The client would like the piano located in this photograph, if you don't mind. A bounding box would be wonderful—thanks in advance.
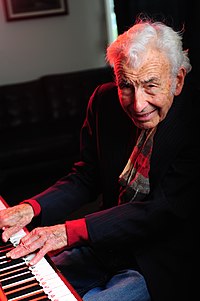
[0,196,82,301]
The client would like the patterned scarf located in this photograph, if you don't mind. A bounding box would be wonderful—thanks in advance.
[118,127,157,204]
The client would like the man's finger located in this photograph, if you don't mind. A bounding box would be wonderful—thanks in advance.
[2,224,24,242]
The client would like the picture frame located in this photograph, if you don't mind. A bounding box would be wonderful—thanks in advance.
[3,0,68,21]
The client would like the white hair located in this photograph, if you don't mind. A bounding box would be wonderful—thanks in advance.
[106,19,192,77]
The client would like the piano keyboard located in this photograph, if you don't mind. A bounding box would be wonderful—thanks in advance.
[0,196,82,301]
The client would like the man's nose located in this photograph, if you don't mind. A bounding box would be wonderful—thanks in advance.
[133,88,148,112]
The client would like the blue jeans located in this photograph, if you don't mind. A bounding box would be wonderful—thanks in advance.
[51,246,151,301]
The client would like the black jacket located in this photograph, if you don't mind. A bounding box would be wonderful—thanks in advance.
[34,79,200,301]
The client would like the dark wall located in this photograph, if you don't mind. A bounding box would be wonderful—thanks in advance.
[114,0,199,86]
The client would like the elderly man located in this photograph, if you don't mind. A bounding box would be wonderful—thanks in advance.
[0,18,199,301]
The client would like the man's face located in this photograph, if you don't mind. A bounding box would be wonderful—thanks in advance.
[115,48,184,129]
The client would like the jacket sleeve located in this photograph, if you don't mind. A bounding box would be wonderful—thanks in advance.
[29,86,103,226]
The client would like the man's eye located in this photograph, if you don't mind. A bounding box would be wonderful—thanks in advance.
[119,82,132,89]
[146,82,159,89]
[147,84,156,88]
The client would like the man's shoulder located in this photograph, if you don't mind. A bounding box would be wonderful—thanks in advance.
[95,81,117,95]
[88,81,118,108]
[88,81,127,119]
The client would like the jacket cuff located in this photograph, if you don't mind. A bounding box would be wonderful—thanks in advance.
[20,199,41,217]
[65,218,89,247]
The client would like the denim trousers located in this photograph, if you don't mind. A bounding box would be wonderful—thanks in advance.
[51,246,151,301]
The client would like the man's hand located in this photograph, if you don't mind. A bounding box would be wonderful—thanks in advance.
[6,224,68,266]
[0,204,34,242]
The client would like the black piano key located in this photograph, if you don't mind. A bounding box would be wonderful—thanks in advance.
[0,258,27,271]
[3,288,50,301]
[4,279,44,300]
[0,245,13,255]
[3,278,36,292]
[1,270,33,287]
[0,257,9,265]
[18,291,50,301]
[0,239,14,248]
[0,265,28,281]
[0,254,12,264]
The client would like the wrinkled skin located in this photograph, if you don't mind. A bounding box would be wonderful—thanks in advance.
[115,48,186,129]
[0,204,34,241]
[6,223,67,266]
[0,203,67,265]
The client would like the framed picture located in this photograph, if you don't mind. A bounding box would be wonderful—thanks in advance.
[3,0,68,21]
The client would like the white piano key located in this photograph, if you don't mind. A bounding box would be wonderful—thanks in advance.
[47,287,73,299]
[10,229,26,246]
[29,258,76,299]
[40,277,67,288]
[64,294,80,301]
[56,296,79,301]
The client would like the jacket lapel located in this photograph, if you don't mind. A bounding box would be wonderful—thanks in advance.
[150,89,187,183]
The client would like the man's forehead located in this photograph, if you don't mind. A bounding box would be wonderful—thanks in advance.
[115,47,169,69]
[115,51,170,82]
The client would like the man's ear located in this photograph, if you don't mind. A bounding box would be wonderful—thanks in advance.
[174,67,187,96]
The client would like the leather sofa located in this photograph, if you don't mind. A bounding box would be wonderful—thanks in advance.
[0,67,113,205]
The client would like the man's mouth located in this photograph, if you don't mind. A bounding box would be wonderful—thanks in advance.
[133,109,157,122]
